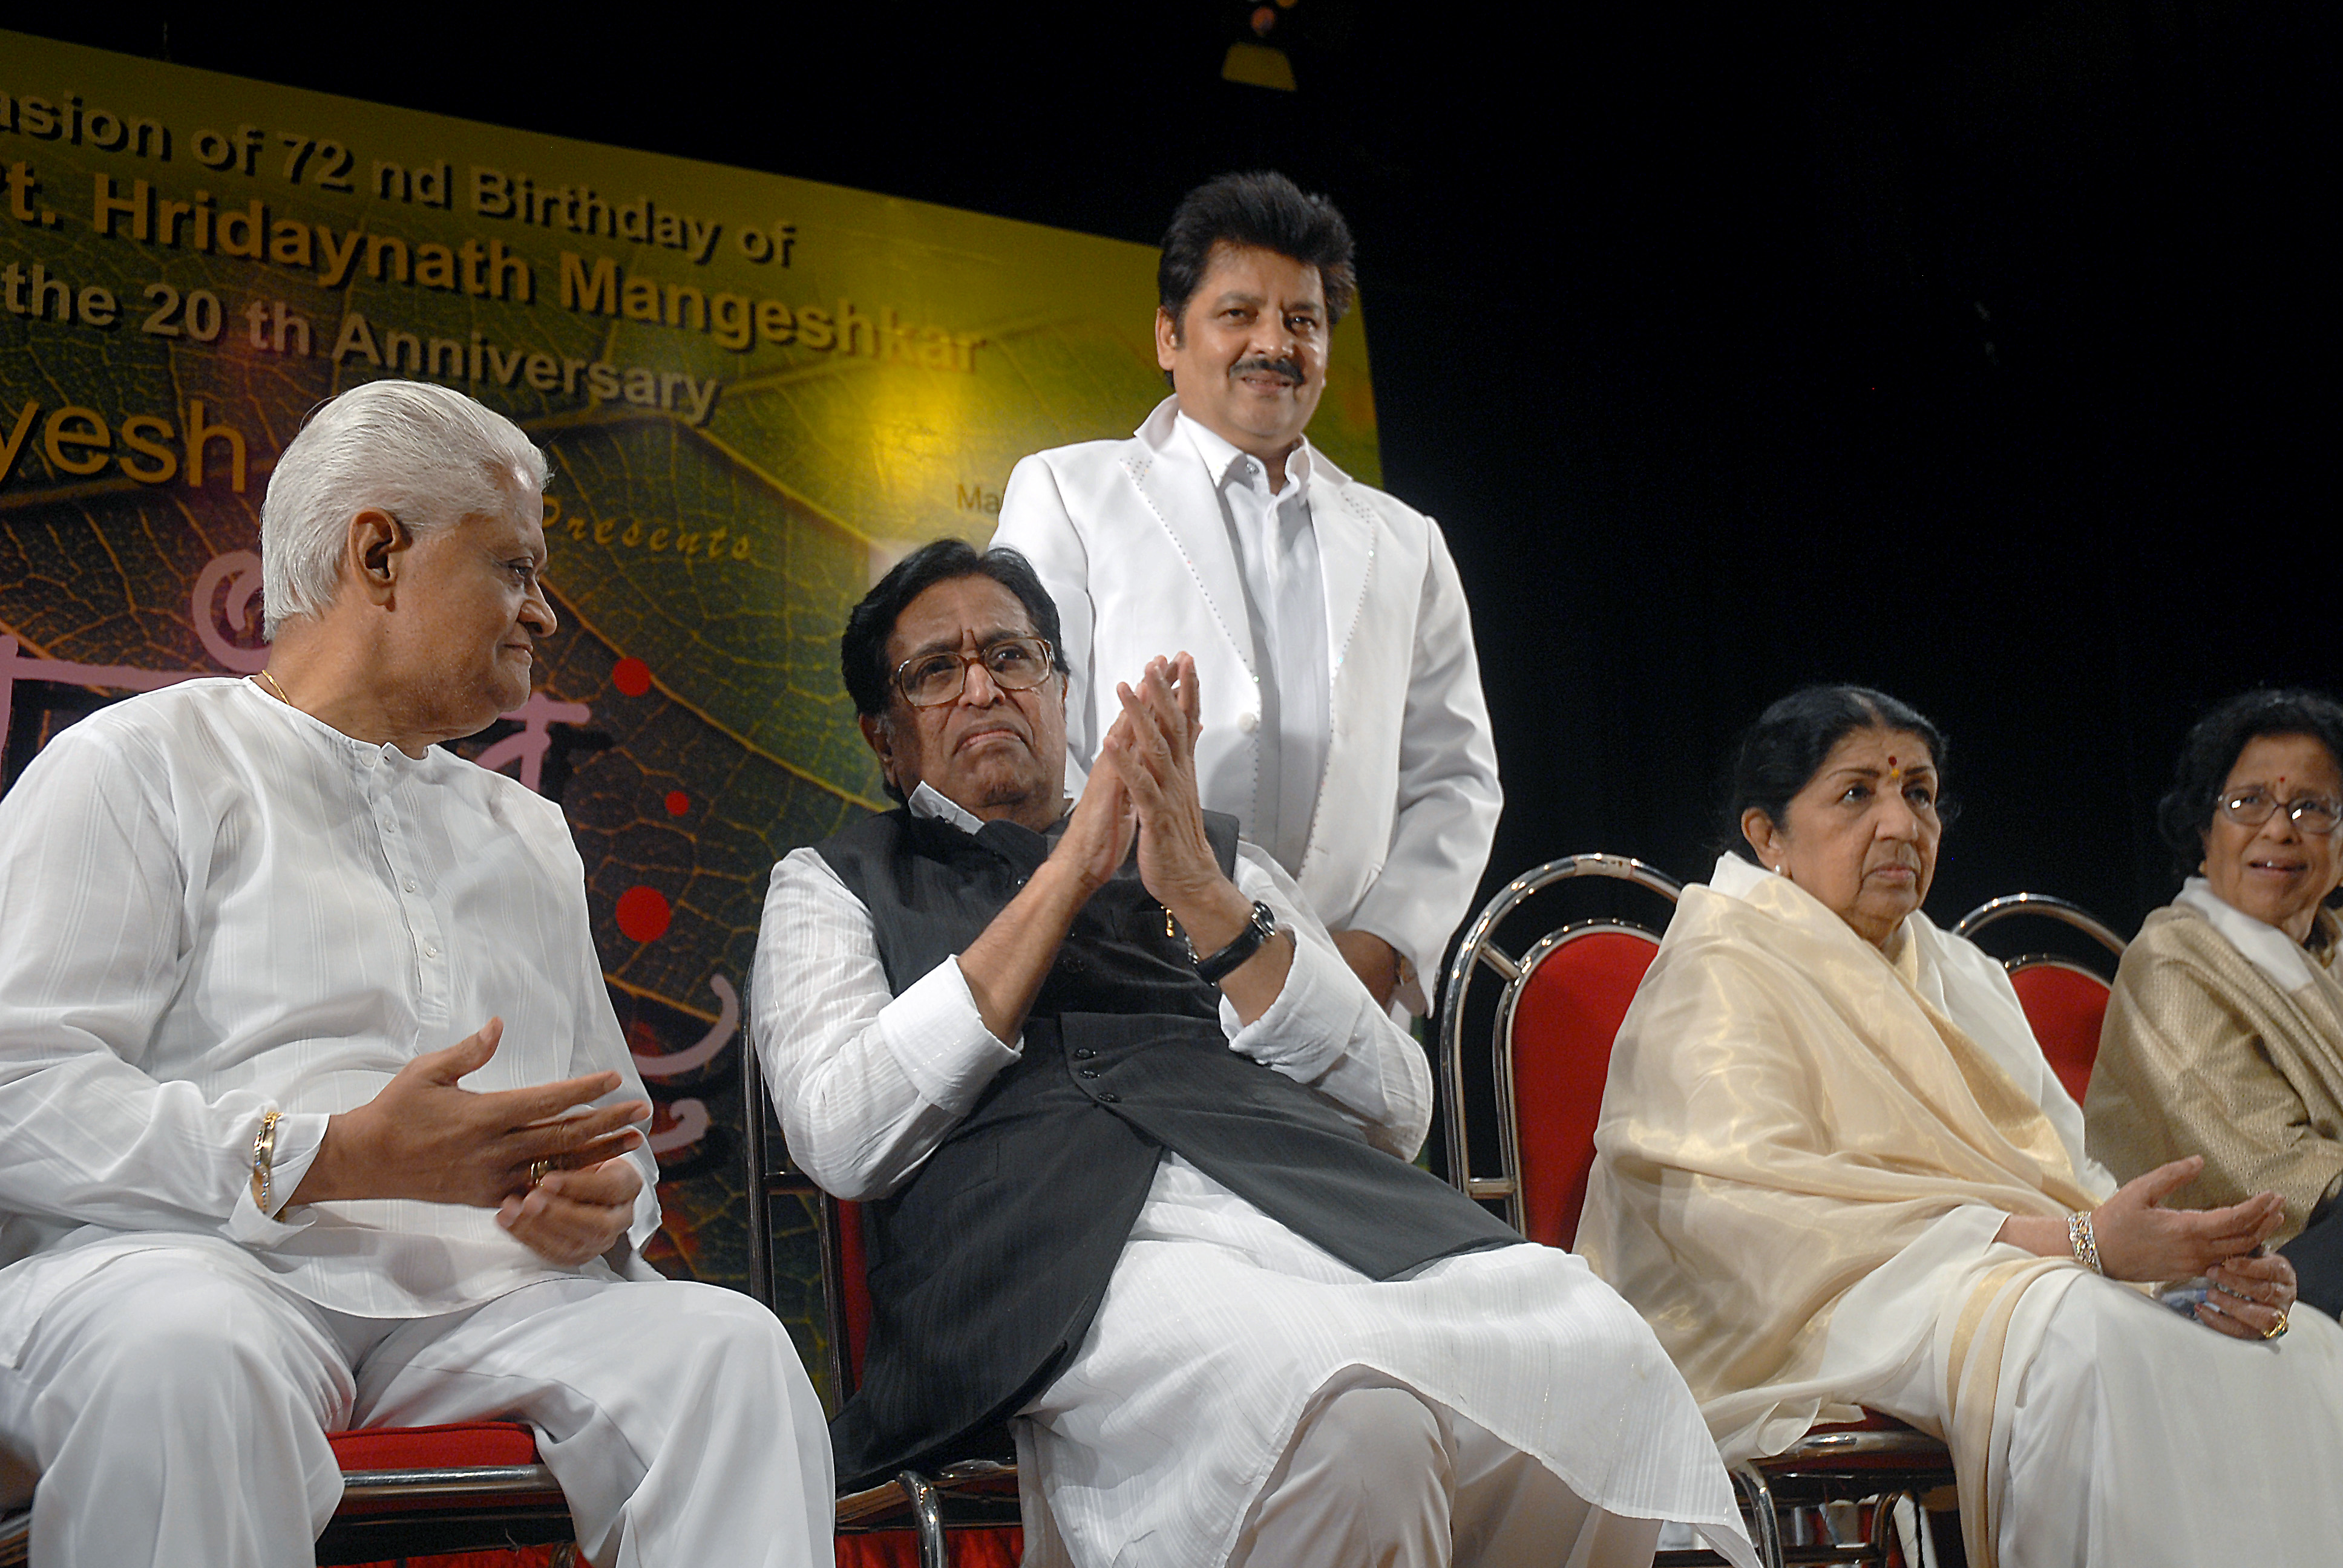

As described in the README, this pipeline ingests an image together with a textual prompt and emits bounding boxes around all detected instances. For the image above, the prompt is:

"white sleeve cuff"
[1225,918,1352,1085]
[883,956,1023,1116]
[226,1110,328,1243]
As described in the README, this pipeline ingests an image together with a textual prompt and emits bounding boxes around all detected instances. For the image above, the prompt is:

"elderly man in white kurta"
[0,381,830,1566]
[992,170,1501,1015]
[752,540,1752,1568]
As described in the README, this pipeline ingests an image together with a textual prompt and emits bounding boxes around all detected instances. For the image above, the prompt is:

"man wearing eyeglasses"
[750,538,1755,1568]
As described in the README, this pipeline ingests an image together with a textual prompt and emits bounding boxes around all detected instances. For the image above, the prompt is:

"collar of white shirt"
[909,780,987,835]
[1176,409,1314,506]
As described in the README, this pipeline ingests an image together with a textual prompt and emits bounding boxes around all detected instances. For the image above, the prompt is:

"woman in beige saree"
[2086,688,2343,1319]
[1578,686,2343,1568]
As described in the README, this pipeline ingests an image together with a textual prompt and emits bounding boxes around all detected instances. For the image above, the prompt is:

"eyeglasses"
[894,636,1056,708]
[2220,790,2343,835]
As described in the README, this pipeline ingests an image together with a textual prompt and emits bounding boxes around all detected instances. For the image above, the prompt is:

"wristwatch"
[1191,900,1279,985]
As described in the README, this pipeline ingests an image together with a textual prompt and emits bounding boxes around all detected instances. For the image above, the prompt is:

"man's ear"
[348,509,406,607]
[859,711,900,794]
[1154,305,1183,373]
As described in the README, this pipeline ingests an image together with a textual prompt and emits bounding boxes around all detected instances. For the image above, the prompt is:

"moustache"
[1232,356,1304,385]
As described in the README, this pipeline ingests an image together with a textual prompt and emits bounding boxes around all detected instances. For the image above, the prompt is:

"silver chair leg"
[1729,1461,1784,1568]
[899,1469,945,1568]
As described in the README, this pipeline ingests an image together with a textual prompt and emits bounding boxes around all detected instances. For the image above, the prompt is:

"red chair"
[1954,892,2130,1103]
[1438,854,1956,1568]
[0,1422,574,1567]
[742,1036,1020,1568]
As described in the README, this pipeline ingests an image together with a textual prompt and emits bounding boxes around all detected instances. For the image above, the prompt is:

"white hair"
[260,380,549,636]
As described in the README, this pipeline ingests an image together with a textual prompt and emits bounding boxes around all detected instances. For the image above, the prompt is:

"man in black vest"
[750,540,1754,1568]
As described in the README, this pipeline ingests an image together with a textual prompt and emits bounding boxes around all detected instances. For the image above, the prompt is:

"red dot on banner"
[664,791,690,817]
[615,886,672,942]
[612,657,653,697]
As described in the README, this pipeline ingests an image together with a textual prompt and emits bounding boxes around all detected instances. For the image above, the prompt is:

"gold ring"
[2264,1309,2290,1341]
[528,1158,551,1186]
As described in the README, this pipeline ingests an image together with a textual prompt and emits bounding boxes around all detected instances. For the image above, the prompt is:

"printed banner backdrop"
[0,31,1380,1403]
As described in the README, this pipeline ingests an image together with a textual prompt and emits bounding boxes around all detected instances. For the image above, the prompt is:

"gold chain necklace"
[255,669,294,706]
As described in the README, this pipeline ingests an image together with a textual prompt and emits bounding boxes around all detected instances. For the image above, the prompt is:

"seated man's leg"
[1231,1382,1449,1568]
[1445,1406,1660,1568]
[0,1247,353,1566]
[1230,1377,1661,1568]
[350,1275,830,1568]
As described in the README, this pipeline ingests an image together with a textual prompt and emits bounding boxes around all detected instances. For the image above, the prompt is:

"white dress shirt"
[1177,413,1330,875]
[992,395,1505,1014]
[751,792,1756,1568]
[0,678,659,1361]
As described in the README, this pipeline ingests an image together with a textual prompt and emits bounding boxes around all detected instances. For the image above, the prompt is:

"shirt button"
[1073,1048,1096,1059]
[423,944,439,959]
[1078,1069,1099,1079]
[1096,1091,1119,1103]
[402,877,419,893]
[1237,709,1260,734]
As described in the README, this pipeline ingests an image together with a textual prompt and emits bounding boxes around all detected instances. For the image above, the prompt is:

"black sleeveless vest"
[813,806,1520,1486]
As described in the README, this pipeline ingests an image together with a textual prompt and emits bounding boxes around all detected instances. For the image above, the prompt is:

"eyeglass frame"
[2218,789,2343,835]
[891,635,1059,708]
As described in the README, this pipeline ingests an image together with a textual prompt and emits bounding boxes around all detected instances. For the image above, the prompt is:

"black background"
[27,4,2336,950]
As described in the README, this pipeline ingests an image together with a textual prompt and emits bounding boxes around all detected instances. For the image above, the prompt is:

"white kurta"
[0,677,831,1566]
[1589,854,2343,1568]
[0,676,660,1345]
[751,788,1754,1568]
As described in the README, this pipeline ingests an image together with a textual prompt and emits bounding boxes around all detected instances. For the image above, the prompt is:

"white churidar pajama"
[752,785,1754,1568]
[0,679,830,1567]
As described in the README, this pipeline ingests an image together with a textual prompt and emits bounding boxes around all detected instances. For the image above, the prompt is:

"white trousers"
[1228,1380,1662,1568]
[0,1245,831,1568]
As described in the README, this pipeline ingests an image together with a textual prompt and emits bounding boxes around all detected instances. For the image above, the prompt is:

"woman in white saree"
[1578,686,2343,1568]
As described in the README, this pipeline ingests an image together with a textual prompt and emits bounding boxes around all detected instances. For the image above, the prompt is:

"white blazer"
[992,396,1502,1011]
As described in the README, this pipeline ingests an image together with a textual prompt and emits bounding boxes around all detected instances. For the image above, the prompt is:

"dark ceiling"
[22,4,2336,938]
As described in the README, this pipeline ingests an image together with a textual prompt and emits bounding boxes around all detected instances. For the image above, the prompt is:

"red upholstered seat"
[1509,929,1662,1249]
[329,1422,542,1473]
[2008,959,2112,1105]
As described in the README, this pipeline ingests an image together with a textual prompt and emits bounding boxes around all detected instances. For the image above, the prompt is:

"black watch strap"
[1193,900,1279,985]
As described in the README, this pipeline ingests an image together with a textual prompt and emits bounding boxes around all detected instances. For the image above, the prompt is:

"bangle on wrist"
[250,1108,283,1214]
[2068,1209,2103,1275]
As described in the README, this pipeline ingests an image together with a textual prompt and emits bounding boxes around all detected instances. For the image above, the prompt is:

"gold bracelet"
[250,1108,283,1214]
[2067,1210,2103,1275]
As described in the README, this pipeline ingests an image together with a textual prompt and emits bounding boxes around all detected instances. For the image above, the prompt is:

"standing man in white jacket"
[992,171,1501,1014]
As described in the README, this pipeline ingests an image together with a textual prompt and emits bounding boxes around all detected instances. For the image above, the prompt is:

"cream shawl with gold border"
[1578,857,2115,1567]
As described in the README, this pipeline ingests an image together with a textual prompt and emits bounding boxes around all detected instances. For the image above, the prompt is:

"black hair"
[2156,688,2343,881]
[1158,171,1358,333]
[1721,685,1953,862]
[839,538,1069,721]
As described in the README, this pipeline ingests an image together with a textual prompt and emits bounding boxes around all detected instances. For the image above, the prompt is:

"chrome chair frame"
[0,1452,574,1567]
[742,1030,1018,1568]
[1437,852,1683,1233]
[1953,892,2127,959]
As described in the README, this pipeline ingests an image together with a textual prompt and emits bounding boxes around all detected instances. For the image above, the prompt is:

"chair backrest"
[741,1033,871,1403]
[1953,892,2129,1104]
[2006,958,2112,1105]
[1506,925,1664,1247]
[1438,852,1682,1244]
